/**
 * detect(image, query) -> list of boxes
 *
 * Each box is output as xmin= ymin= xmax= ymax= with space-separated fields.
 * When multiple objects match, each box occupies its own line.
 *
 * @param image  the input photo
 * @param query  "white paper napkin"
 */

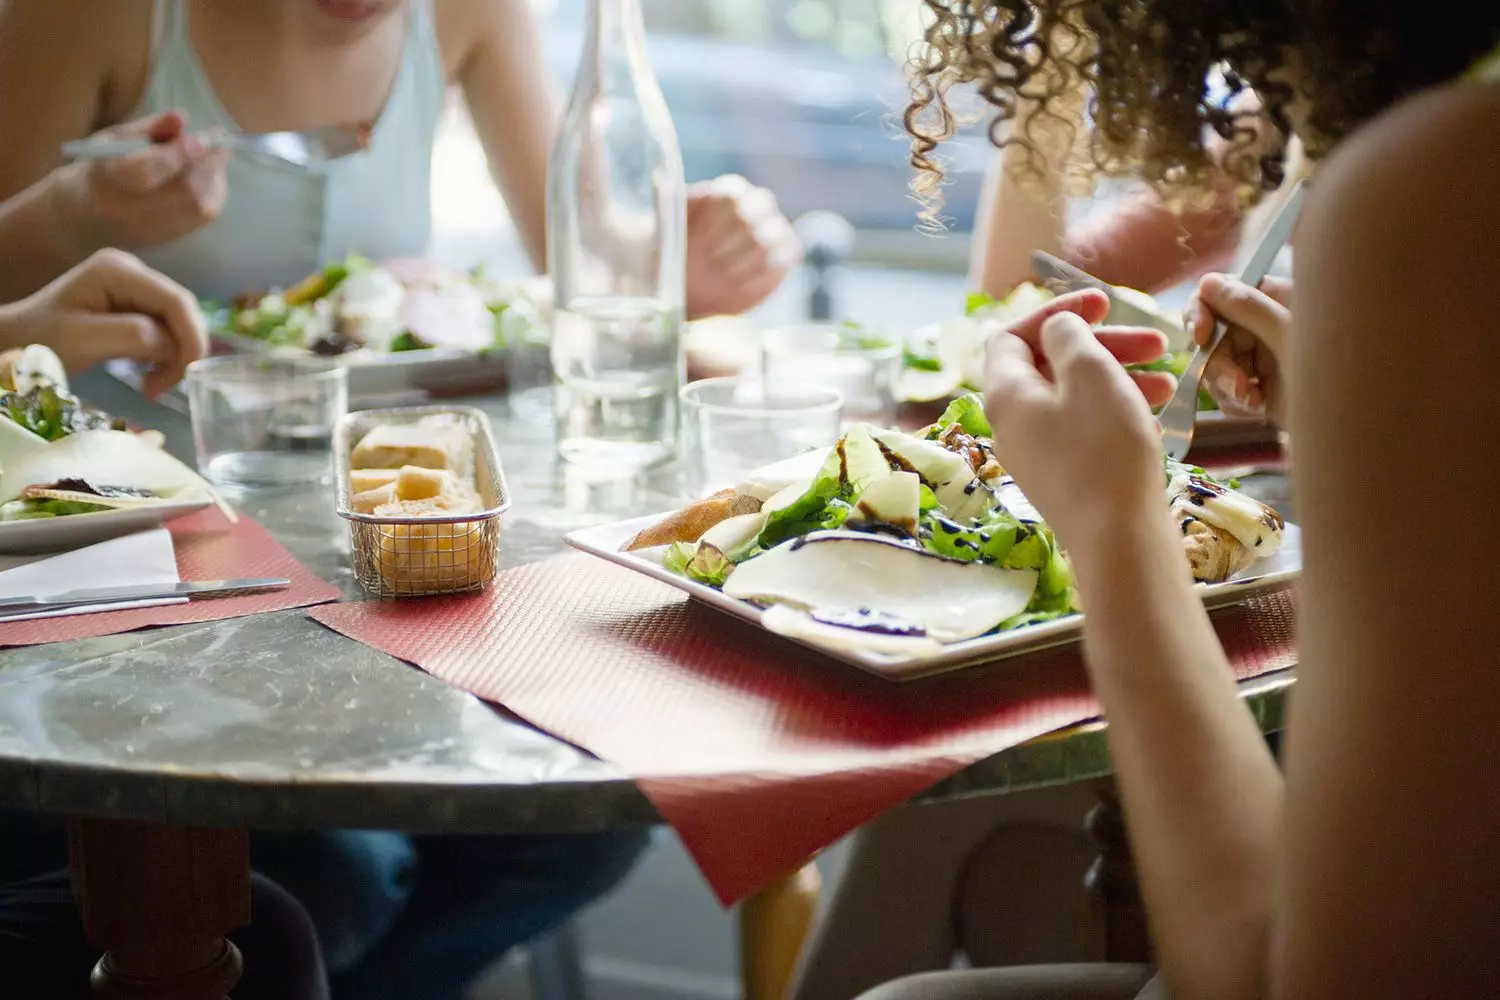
xmin=0 ymin=528 xmax=182 ymax=622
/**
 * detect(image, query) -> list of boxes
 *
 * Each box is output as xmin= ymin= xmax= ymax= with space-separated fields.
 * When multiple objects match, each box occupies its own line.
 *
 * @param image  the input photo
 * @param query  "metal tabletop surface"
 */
xmin=0 ymin=371 xmax=1295 ymax=834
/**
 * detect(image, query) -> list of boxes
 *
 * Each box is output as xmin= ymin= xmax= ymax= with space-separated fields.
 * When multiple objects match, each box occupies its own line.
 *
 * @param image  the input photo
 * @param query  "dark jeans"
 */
xmin=0 ymin=869 xmax=328 ymax=1000
xmin=252 ymin=828 xmax=653 ymax=1000
xmin=0 ymin=812 xmax=652 ymax=1000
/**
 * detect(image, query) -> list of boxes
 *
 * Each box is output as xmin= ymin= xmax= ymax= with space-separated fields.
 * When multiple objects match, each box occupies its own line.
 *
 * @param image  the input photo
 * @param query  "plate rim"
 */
xmin=565 ymin=511 xmax=1301 ymax=681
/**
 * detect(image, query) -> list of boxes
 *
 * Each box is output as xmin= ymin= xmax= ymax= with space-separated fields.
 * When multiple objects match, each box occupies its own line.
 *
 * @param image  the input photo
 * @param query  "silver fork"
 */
xmin=1159 ymin=181 xmax=1306 ymax=461
xmin=61 ymin=122 xmax=371 ymax=168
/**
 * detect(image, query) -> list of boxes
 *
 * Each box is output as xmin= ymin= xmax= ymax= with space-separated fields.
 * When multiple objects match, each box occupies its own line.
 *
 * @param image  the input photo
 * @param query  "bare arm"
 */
xmin=449 ymin=0 xmax=556 ymax=272
xmin=970 ymin=80 xmax=1245 ymax=299
xmin=966 ymin=80 xmax=1080 ymax=297
xmin=1273 ymin=83 xmax=1500 ymax=1000
xmin=0 ymin=0 xmax=134 ymax=298
xmin=1068 ymin=509 xmax=1283 ymax=1000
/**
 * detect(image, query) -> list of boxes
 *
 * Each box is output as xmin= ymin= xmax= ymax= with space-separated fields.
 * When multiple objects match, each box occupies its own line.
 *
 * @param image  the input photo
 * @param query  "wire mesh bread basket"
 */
xmin=334 ymin=405 xmax=510 ymax=597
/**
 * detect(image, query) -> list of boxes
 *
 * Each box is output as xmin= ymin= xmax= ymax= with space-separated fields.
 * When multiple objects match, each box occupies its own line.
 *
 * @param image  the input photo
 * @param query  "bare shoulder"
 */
xmin=0 ymin=0 xmax=152 ymax=123
xmin=1296 ymin=82 xmax=1499 ymax=386
xmin=1304 ymin=82 xmax=1499 ymax=272
xmin=432 ymin=0 xmax=530 ymax=80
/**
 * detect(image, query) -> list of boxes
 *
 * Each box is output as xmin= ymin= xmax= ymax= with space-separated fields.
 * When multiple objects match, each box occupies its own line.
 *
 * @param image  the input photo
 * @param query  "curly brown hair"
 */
xmin=904 ymin=0 xmax=1500 ymax=224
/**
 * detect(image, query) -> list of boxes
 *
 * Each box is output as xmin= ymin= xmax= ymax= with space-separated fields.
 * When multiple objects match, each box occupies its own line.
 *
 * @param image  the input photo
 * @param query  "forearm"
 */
xmin=1071 ymin=515 xmax=1282 ymax=1000
xmin=969 ymin=91 xmax=1079 ymax=298
xmin=0 ymin=167 xmax=94 ymax=301
xmin=1067 ymin=191 xmax=1241 ymax=294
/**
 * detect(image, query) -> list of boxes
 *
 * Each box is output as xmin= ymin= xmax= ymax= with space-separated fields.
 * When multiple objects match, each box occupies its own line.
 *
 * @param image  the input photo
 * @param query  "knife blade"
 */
xmin=1029 ymin=251 xmax=1188 ymax=343
xmin=0 ymin=578 xmax=291 ymax=614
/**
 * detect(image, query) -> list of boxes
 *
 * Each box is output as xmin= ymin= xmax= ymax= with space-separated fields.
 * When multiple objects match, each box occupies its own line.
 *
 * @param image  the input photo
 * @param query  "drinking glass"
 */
xmin=680 ymin=376 xmax=843 ymax=500
xmin=760 ymin=324 xmax=902 ymax=427
xmin=186 ymin=355 xmax=347 ymax=488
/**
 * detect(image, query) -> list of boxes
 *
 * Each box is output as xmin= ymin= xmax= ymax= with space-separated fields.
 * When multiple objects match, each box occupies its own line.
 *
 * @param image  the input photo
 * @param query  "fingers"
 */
xmin=1004 ymin=288 xmax=1111 ymax=344
xmin=81 ymin=250 xmax=208 ymax=393
xmin=1092 ymin=325 xmax=1168 ymax=366
xmin=103 ymin=109 xmax=187 ymax=143
xmin=983 ymin=330 xmax=1053 ymax=430
xmin=98 ymin=139 xmax=193 ymax=192
xmin=1194 ymin=272 xmax=1291 ymax=357
xmin=1129 ymin=370 xmax=1178 ymax=409
xmin=1042 ymin=312 xmax=1178 ymax=409
xmin=1040 ymin=311 xmax=1118 ymax=386
xmin=1258 ymin=274 xmax=1292 ymax=307
xmin=181 ymin=146 xmax=230 ymax=221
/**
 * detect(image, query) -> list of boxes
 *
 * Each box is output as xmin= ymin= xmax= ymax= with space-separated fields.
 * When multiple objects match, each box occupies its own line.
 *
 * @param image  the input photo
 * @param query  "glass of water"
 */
xmin=186 ymin=355 xmax=347 ymax=489
xmin=680 ymin=376 xmax=843 ymax=500
xmin=760 ymin=324 xmax=902 ymax=427
xmin=551 ymin=296 xmax=681 ymax=472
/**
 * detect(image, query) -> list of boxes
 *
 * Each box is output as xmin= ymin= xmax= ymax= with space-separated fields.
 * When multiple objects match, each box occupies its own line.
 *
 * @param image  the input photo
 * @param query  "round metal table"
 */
xmin=0 ymin=371 xmax=1296 ymax=998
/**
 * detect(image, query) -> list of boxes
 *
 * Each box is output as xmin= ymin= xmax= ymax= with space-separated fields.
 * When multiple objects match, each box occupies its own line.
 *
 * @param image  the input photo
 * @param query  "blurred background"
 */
xmin=431 ymin=0 xmax=988 ymax=342
xmin=442 ymin=3 xmax=978 ymax=998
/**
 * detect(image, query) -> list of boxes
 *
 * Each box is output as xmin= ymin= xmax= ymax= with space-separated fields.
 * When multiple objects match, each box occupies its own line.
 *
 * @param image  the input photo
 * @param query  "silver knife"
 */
xmin=0 ymin=578 xmax=291 ymax=614
xmin=1029 ymin=251 xmax=1188 ymax=343
xmin=1158 ymin=180 xmax=1306 ymax=461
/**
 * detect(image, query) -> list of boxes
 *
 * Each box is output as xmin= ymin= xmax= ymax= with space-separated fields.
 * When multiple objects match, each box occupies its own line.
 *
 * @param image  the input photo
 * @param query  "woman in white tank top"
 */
xmin=0 ymin=0 xmax=798 ymax=317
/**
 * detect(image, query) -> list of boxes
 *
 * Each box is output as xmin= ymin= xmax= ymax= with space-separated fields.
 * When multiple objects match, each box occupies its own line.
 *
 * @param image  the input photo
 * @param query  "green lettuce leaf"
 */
xmin=918 ymin=508 xmax=1019 ymax=564
xmin=902 ymin=347 xmax=943 ymax=372
xmin=0 ymin=498 xmax=110 ymax=521
xmin=685 ymin=544 xmax=734 ymax=587
xmin=930 ymin=393 xmax=992 ymax=438
xmin=321 ymin=253 xmax=372 ymax=294
xmin=756 ymin=426 xmax=884 ymax=549
xmin=996 ymin=607 xmax=1073 ymax=631
xmin=662 ymin=542 xmax=695 ymax=576
xmin=964 ymin=291 xmax=997 ymax=315
xmin=1131 ymin=351 xmax=1218 ymax=411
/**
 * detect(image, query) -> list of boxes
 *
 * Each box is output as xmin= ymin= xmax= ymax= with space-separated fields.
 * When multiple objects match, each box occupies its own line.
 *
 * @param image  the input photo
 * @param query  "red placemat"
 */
xmin=0 ymin=509 xmax=340 ymax=648
xmin=311 ymin=553 xmax=1298 ymax=904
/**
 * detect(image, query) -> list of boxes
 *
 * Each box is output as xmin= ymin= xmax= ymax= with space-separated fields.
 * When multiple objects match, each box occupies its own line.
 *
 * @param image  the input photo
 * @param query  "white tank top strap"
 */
xmin=404 ymin=0 xmax=448 ymax=121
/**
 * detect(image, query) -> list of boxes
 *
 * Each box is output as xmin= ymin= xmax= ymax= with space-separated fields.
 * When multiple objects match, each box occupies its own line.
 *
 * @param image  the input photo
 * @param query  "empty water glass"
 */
xmin=186 ymin=355 xmax=347 ymax=489
xmin=760 ymin=324 xmax=902 ymax=428
xmin=680 ymin=376 xmax=842 ymax=500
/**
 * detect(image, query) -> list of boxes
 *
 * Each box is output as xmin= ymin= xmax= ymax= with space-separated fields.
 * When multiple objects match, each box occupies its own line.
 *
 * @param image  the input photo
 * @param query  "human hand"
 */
xmin=1183 ymin=273 xmax=1291 ymax=426
xmin=982 ymin=289 xmax=1174 ymax=552
xmin=0 ymin=249 xmax=208 ymax=398
xmin=684 ymin=174 xmax=800 ymax=319
xmin=53 ymin=109 xmax=230 ymax=253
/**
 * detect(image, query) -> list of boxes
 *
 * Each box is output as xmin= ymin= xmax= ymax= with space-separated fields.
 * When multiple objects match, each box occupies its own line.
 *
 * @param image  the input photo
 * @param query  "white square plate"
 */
xmin=566 ymin=515 xmax=1301 ymax=681
xmin=0 ymin=498 xmax=212 ymax=554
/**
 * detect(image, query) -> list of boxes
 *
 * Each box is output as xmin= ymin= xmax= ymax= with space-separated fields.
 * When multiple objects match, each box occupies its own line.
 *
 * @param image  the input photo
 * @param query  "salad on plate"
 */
xmin=617 ymin=393 xmax=1284 ymax=658
xmin=204 ymin=256 xmax=551 ymax=359
xmin=0 ymin=345 xmax=214 ymax=524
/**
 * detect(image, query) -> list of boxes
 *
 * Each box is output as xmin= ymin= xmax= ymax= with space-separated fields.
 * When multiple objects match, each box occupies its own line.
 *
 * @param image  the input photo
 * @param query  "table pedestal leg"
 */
xmin=67 ymin=819 xmax=251 ymax=1000
xmin=1083 ymin=782 xmax=1153 ymax=963
xmin=740 ymin=861 xmax=822 ymax=1000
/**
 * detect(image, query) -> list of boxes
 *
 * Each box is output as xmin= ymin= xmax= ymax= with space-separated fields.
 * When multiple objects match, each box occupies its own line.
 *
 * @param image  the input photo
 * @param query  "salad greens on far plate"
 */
xmin=205 ymin=254 xmax=544 ymax=357
xmin=899 ymin=285 xmax=1219 ymax=412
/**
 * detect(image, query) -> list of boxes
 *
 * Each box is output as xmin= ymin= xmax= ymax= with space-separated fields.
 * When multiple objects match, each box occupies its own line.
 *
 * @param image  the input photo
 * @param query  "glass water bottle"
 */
xmin=546 ymin=0 xmax=686 ymax=470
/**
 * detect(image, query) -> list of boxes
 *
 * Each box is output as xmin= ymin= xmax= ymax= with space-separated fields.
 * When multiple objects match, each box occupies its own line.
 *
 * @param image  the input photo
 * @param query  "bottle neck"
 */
xmin=582 ymin=0 xmax=648 ymax=80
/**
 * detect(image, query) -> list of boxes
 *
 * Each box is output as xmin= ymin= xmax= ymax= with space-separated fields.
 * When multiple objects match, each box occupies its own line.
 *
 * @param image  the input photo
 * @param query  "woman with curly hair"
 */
xmin=856 ymin=3 xmax=1500 ymax=1000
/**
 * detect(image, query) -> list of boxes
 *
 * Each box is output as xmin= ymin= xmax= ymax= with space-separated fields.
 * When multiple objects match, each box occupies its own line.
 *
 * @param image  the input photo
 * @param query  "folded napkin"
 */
xmin=0 ymin=528 xmax=181 ymax=622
